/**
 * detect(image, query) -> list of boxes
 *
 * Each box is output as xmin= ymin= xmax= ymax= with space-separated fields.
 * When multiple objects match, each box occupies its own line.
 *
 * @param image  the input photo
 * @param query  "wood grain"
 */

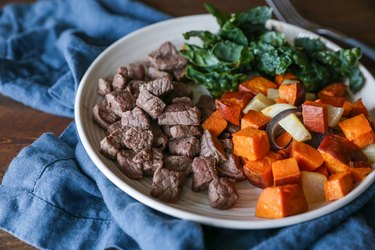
xmin=0 ymin=0 xmax=374 ymax=249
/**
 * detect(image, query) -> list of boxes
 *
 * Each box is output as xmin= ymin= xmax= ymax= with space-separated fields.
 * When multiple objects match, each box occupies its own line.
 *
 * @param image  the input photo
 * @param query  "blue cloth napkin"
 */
xmin=0 ymin=0 xmax=374 ymax=249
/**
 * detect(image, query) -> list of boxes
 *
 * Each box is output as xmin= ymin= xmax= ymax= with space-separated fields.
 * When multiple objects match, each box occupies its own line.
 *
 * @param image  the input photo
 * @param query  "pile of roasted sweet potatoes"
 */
xmin=202 ymin=73 xmax=374 ymax=219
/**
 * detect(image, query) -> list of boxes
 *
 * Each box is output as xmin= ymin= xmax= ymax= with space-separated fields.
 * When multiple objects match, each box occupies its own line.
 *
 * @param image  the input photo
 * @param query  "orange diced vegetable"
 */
xmin=318 ymin=83 xmax=347 ymax=98
xmin=241 ymin=110 xmax=271 ymax=130
xmin=291 ymin=141 xmax=324 ymax=171
xmin=324 ymin=172 xmax=353 ymax=201
xmin=349 ymin=167 xmax=373 ymax=183
xmin=255 ymin=184 xmax=308 ymax=219
xmin=232 ymin=127 xmax=270 ymax=161
xmin=275 ymin=132 xmax=293 ymax=154
xmin=243 ymin=152 xmax=282 ymax=188
xmin=317 ymin=96 xmax=346 ymax=107
xmin=278 ymin=82 xmax=305 ymax=106
xmin=338 ymin=114 xmax=374 ymax=148
xmin=315 ymin=165 xmax=329 ymax=178
xmin=342 ymin=100 xmax=353 ymax=116
xmin=275 ymin=73 xmax=299 ymax=85
xmin=215 ymin=99 xmax=242 ymax=126
xmin=239 ymin=76 xmax=278 ymax=95
xmin=350 ymin=98 xmax=369 ymax=117
xmin=272 ymin=158 xmax=301 ymax=186
xmin=202 ymin=110 xmax=228 ymax=137
xmin=221 ymin=91 xmax=253 ymax=109
xmin=274 ymin=97 xmax=288 ymax=104
xmin=302 ymin=101 xmax=328 ymax=133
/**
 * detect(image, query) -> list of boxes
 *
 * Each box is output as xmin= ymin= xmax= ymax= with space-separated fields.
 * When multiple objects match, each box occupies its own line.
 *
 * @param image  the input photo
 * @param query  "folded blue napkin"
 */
xmin=0 ymin=0 xmax=374 ymax=249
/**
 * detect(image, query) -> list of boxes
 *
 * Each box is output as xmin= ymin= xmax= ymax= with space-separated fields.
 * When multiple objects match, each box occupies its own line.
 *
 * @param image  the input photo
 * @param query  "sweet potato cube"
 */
xmin=243 ymin=152 xmax=282 ymax=188
xmin=272 ymin=158 xmax=301 ymax=186
xmin=239 ymin=76 xmax=277 ymax=95
xmin=317 ymin=96 xmax=345 ymax=107
xmin=278 ymin=82 xmax=306 ymax=106
xmin=314 ymin=165 xmax=329 ymax=178
xmin=202 ymin=110 xmax=228 ymax=137
xmin=275 ymin=132 xmax=293 ymax=149
xmin=349 ymin=167 xmax=373 ymax=184
xmin=255 ymin=184 xmax=308 ymax=219
xmin=275 ymin=73 xmax=299 ymax=85
xmin=302 ymin=101 xmax=328 ymax=133
xmin=350 ymin=98 xmax=369 ymax=117
xmin=324 ymin=172 xmax=353 ymax=201
xmin=221 ymin=91 xmax=253 ymax=109
xmin=232 ymin=127 xmax=270 ymax=161
xmin=215 ymin=99 xmax=242 ymax=126
xmin=291 ymin=141 xmax=324 ymax=171
xmin=241 ymin=110 xmax=271 ymax=130
xmin=339 ymin=114 xmax=374 ymax=148
xmin=342 ymin=101 xmax=353 ymax=116
xmin=318 ymin=83 xmax=347 ymax=98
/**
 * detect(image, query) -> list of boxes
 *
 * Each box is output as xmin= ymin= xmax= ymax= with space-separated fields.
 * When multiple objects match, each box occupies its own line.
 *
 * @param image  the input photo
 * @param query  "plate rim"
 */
xmin=74 ymin=14 xmax=375 ymax=229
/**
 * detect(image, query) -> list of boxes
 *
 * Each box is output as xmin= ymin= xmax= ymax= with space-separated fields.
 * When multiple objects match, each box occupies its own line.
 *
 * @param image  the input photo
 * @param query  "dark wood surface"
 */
xmin=0 ymin=0 xmax=374 ymax=249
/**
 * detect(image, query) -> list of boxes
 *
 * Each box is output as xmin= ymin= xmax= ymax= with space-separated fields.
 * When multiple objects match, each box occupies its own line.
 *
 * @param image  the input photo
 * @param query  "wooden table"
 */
xmin=0 ymin=0 xmax=374 ymax=249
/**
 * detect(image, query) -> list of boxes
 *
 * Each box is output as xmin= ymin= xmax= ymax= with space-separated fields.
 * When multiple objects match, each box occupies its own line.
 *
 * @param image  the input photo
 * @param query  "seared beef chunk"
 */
xmin=93 ymin=104 xmax=113 ymax=130
xmin=97 ymin=77 xmax=112 ymax=96
xmin=172 ymin=67 xmax=186 ymax=81
xmin=127 ymin=63 xmax=145 ymax=80
xmin=112 ymin=67 xmax=129 ymax=91
xmin=117 ymin=150 xmax=143 ymax=179
xmin=146 ymin=66 xmax=172 ymax=80
xmin=168 ymin=137 xmax=200 ymax=158
xmin=150 ymin=120 xmax=168 ymax=149
xmin=151 ymin=166 xmax=185 ymax=203
xmin=191 ymin=156 xmax=218 ymax=191
xmin=143 ymin=148 xmax=164 ymax=176
xmin=164 ymin=102 xmax=192 ymax=112
xmin=133 ymin=148 xmax=152 ymax=165
xmin=123 ymin=127 xmax=153 ymax=152
xmin=158 ymin=107 xmax=201 ymax=126
xmin=143 ymin=77 xmax=173 ymax=96
xmin=164 ymin=82 xmax=193 ymax=102
xmin=136 ymin=89 xmax=166 ymax=119
xmin=208 ymin=178 xmax=238 ymax=209
xmin=100 ymin=136 xmax=120 ymax=159
xmin=121 ymin=107 xmax=150 ymax=129
xmin=200 ymin=130 xmax=227 ymax=161
xmin=220 ymin=139 xmax=234 ymax=153
xmin=125 ymin=80 xmax=143 ymax=97
xmin=217 ymin=154 xmax=245 ymax=181
xmin=171 ymin=97 xmax=192 ymax=106
xmin=106 ymin=120 xmax=122 ymax=135
xmin=108 ymin=128 xmax=129 ymax=147
xmin=105 ymin=90 xmax=135 ymax=116
xmin=163 ymin=125 xmax=202 ymax=139
xmin=164 ymin=155 xmax=193 ymax=175
xmin=148 ymin=41 xmax=187 ymax=71
xmin=197 ymin=95 xmax=215 ymax=121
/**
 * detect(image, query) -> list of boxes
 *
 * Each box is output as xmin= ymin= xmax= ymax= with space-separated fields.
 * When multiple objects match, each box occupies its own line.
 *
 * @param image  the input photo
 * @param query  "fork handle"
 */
xmin=316 ymin=28 xmax=375 ymax=61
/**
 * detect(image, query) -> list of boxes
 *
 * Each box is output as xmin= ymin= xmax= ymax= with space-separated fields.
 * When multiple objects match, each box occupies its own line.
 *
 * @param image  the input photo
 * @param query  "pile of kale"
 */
xmin=182 ymin=4 xmax=364 ymax=97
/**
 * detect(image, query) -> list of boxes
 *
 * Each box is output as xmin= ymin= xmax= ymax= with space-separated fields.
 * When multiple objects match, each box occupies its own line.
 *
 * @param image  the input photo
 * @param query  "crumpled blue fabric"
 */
xmin=0 ymin=0 xmax=374 ymax=249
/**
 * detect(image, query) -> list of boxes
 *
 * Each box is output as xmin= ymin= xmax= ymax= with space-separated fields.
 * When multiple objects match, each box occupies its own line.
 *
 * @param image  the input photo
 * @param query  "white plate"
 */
xmin=75 ymin=14 xmax=375 ymax=229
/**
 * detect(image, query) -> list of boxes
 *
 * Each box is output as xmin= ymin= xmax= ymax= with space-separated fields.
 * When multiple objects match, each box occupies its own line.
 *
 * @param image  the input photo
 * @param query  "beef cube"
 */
xmin=150 ymin=123 xmax=169 ymax=150
xmin=143 ymin=77 xmax=173 ymax=96
xmin=208 ymin=178 xmax=238 ymax=209
xmin=171 ymin=97 xmax=192 ymax=106
xmin=136 ymin=89 xmax=166 ymax=119
xmin=220 ymin=139 xmax=234 ymax=153
xmin=93 ymin=104 xmax=114 ymax=130
xmin=164 ymin=155 xmax=193 ymax=175
xmin=200 ymin=130 xmax=227 ymax=162
xmin=226 ymin=123 xmax=241 ymax=134
xmin=197 ymin=95 xmax=215 ymax=121
xmin=112 ymin=67 xmax=129 ymax=91
xmin=143 ymin=148 xmax=164 ymax=176
xmin=172 ymin=67 xmax=186 ymax=81
xmin=117 ymin=150 xmax=143 ymax=179
xmin=158 ymin=107 xmax=201 ymax=126
xmin=105 ymin=90 xmax=135 ymax=116
xmin=163 ymin=125 xmax=202 ymax=139
xmin=133 ymin=148 xmax=152 ymax=165
xmin=148 ymin=42 xmax=187 ymax=71
xmin=164 ymin=102 xmax=192 ymax=113
xmin=97 ymin=77 xmax=112 ymax=96
xmin=151 ymin=166 xmax=185 ymax=203
xmin=100 ymin=136 xmax=120 ymax=159
xmin=191 ymin=156 xmax=218 ymax=191
xmin=217 ymin=154 xmax=246 ymax=181
xmin=106 ymin=120 xmax=122 ymax=135
xmin=123 ymin=127 xmax=153 ymax=152
xmin=121 ymin=107 xmax=150 ymax=129
xmin=109 ymin=128 xmax=129 ymax=147
xmin=164 ymin=82 xmax=193 ymax=103
xmin=127 ymin=63 xmax=145 ymax=80
xmin=168 ymin=137 xmax=200 ymax=158
xmin=125 ymin=80 xmax=143 ymax=97
xmin=146 ymin=66 xmax=172 ymax=80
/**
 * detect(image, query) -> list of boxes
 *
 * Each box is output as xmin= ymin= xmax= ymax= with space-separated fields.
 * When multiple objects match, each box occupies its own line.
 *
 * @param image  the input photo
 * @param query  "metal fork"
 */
xmin=266 ymin=0 xmax=375 ymax=61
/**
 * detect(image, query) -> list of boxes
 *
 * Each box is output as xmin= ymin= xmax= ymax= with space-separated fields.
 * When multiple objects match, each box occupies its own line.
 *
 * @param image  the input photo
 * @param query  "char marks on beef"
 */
xmin=151 ymin=166 xmax=185 ymax=203
xmin=168 ymin=137 xmax=200 ymax=158
xmin=106 ymin=120 xmax=122 ymax=135
xmin=208 ymin=178 xmax=238 ymax=209
xmin=123 ymin=127 xmax=153 ymax=152
xmin=146 ymin=66 xmax=172 ymax=80
xmin=171 ymin=97 xmax=192 ymax=106
xmin=191 ymin=156 xmax=218 ymax=192
xmin=117 ymin=150 xmax=143 ymax=179
xmin=158 ymin=106 xmax=201 ymax=126
xmin=143 ymin=148 xmax=164 ymax=176
xmin=136 ymin=89 xmax=166 ymax=119
xmin=164 ymin=155 xmax=193 ymax=175
xmin=121 ymin=107 xmax=150 ymax=129
xmin=163 ymin=125 xmax=202 ymax=138
xmin=143 ymin=77 xmax=173 ymax=96
xmin=148 ymin=41 xmax=187 ymax=71
xmin=105 ymin=90 xmax=135 ymax=116
xmin=200 ymin=130 xmax=227 ymax=161
xmin=217 ymin=154 xmax=245 ymax=181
